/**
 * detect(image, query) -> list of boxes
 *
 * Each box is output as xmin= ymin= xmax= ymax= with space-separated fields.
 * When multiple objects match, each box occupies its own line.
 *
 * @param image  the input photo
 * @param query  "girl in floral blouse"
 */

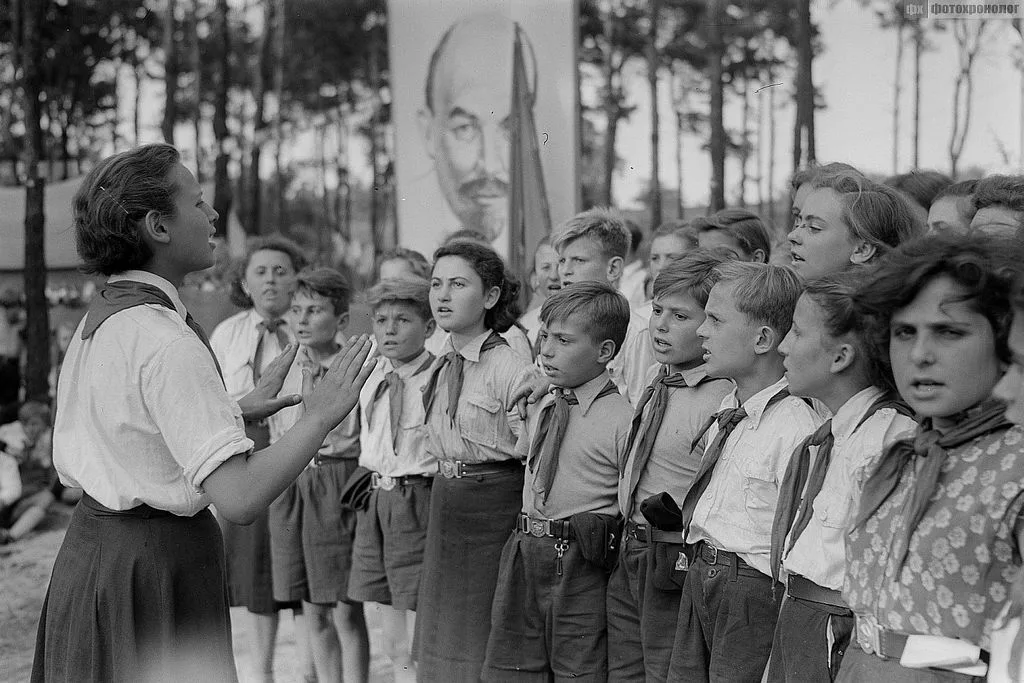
xmin=839 ymin=233 xmax=1024 ymax=682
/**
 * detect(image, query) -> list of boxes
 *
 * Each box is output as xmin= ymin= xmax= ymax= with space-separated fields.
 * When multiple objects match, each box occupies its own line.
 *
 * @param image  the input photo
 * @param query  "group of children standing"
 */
xmin=25 ymin=142 xmax=1024 ymax=683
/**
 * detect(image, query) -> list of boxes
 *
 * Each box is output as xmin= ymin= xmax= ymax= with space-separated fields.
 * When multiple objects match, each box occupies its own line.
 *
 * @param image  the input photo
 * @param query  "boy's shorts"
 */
xmin=269 ymin=457 xmax=359 ymax=605
xmin=347 ymin=476 xmax=432 ymax=610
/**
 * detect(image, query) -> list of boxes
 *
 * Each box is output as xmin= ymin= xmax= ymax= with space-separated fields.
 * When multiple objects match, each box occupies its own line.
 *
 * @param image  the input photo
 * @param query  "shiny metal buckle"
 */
xmin=703 ymin=542 xmax=718 ymax=565
xmin=675 ymin=551 xmax=690 ymax=572
xmin=438 ymin=461 xmax=461 ymax=479
xmin=856 ymin=615 xmax=880 ymax=656
xmin=529 ymin=518 xmax=549 ymax=538
xmin=372 ymin=473 xmax=397 ymax=491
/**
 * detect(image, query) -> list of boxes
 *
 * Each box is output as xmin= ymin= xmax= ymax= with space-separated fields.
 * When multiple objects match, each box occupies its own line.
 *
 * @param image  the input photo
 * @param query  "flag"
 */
xmin=508 ymin=24 xmax=552 ymax=279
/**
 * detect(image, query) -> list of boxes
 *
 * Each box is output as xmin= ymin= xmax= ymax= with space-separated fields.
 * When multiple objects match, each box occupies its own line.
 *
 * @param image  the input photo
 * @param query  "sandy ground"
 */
xmin=0 ymin=506 xmax=397 ymax=683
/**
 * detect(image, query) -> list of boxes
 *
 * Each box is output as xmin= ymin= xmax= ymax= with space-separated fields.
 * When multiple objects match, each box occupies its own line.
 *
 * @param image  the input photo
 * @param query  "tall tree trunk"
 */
xmin=162 ymin=0 xmax=178 ymax=145
xmin=191 ymin=0 xmax=203 ymax=181
xmin=708 ymin=0 xmax=726 ymax=212
xmin=676 ymin=109 xmax=684 ymax=217
xmin=739 ymin=70 xmax=751 ymax=208
xmin=793 ymin=0 xmax=815 ymax=170
xmin=212 ymin=0 xmax=232 ymax=238
xmin=249 ymin=0 xmax=273 ymax=234
xmin=892 ymin=21 xmax=903 ymax=174
xmin=767 ymin=52 xmax=777 ymax=226
xmin=647 ymin=0 xmax=661 ymax=227
xmin=20 ymin=0 xmax=50 ymax=402
xmin=368 ymin=19 xmax=381 ymax=253
xmin=132 ymin=44 xmax=143 ymax=146
xmin=602 ymin=4 xmax=617 ymax=206
xmin=949 ymin=21 xmax=986 ymax=179
xmin=913 ymin=24 xmax=922 ymax=169
xmin=273 ymin=0 xmax=287 ymax=233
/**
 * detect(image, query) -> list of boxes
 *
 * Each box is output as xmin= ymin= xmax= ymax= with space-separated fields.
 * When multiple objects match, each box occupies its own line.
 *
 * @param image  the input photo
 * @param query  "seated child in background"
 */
xmin=348 ymin=277 xmax=438 ymax=683
xmin=0 ymin=401 xmax=80 ymax=544
xmin=607 ymin=250 xmax=734 ymax=682
xmin=693 ymin=209 xmax=772 ymax=263
xmin=667 ymin=261 xmax=824 ymax=682
xmin=267 ymin=268 xmax=370 ymax=683
xmin=554 ymin=208 xmax=656 ymax=405
xmin=483 ymin=281 xmax=634 ymax=682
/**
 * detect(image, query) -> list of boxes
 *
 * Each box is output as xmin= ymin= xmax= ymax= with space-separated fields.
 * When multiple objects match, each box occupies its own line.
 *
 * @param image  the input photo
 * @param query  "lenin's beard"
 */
xmin=455 ymin=176 xmax=510 ymax=242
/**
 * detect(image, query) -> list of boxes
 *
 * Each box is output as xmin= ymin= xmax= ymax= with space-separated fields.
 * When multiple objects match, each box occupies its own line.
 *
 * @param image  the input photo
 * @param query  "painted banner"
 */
xmin=387 ymin=0 xmax=579 ymax=273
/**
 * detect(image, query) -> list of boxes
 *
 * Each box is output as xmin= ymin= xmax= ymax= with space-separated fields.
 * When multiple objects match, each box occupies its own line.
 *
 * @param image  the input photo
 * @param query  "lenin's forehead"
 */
xmin=431 ymin=14 xmax=515 ymax=111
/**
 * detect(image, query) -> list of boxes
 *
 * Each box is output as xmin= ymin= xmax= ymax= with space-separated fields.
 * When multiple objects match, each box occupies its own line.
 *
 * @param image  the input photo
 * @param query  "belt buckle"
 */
xmin=438 ymin=461 xmax=460 ymax=479
xmin=529 ymin=518 xmax=549 ymax=538
xmin=856 ymin=615 xmax=880 ymax=656
xmin=703 ymin=542 xmax=718 ymax=565
xmin=376 ymin=474 xmax=397 ymax=491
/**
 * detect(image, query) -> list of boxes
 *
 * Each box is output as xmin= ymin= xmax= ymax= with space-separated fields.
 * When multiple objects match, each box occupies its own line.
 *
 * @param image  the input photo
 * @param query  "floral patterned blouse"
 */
xmin=843 ymin=424 xmax=1024 ymax=649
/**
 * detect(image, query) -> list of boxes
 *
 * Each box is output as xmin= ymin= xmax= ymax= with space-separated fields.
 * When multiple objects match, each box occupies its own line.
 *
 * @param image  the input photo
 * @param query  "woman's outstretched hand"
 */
xmin=301 ymin=335 xmax=377 ymax=429
xmin=238 ymin=342 xmax=302 ymax=422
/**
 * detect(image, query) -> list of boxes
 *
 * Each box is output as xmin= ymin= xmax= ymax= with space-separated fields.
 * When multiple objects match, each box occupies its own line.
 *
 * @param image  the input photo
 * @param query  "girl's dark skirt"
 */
xmin=414 ymin=465 xmax=524 ymax=683
xmin=31 ymin=495 xmax=236 ymax=683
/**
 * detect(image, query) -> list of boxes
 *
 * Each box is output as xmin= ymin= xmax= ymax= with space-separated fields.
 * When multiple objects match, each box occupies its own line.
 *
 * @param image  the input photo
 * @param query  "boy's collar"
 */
xmin=725 ymin=375 xmax=789 ymax=429
xmin=547 ymin=370 xmax=615 ymax=416
xmin=380 ymin=347 xmax=432 ymax=375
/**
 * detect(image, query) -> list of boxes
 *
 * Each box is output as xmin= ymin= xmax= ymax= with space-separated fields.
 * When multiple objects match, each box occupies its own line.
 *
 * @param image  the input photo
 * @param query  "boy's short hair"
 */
xmin=295 ymin=268 xmax=351 ymax=316
xmin=540 ymin=281 xmax=630 ymax=359
xmin=692 ymin=209 xmax=772 ymax=261
xmin=712 ymin=261 xmax=804 ymax=338
xmin=229 ymin=236 xmax=308 ymax=308
xmin=364 ymin=277 xmax=432 ymax=322
xmin=73 ymin=143 xmax=182 ymax=276
xmin=552 ymin=208 xmax=630 ymax=261
xmin=973 ymin=175 xmax=1024 ymax=226
xmin=377 ymin=247 xmax=431 ymax=280
xmin=18 ymin=400 xmax=51 ymax=426
xmin=650 ymin=219 xmax=699 ymax=248
xmin=652 ymin=248 xmax=729 ymax=307
xmin=625 ymin=218 xmax=644 ymax=254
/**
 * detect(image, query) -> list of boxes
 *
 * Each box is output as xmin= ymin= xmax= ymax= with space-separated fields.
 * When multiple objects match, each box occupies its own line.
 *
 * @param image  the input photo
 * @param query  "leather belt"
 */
xmin=691 ymin=540 xmax=739 ymax=567
xmin=624 ymin=520 xmax=683 ymax=545
xmin=370 ymin=472 xmax=432 ymax=491
xmin=436 ymin=459 xmax=521 ymax=479
xmin=517 ymin=513 xmax=571 ymax=540
xmin=787 ymin=573 xmax=849 ymax=610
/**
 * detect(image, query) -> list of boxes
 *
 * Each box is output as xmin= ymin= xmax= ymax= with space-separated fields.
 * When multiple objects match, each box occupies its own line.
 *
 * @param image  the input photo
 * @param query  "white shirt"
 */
xmin=358 ymin=348 xmax=439 ymax=477
xmin=619 ymin=261 xmax=649 ymax=310
xmin=210 ymin=308 xmax=294 ymax=403
xmin=54 ymin=271 xmax=253 ymax=515
xmin=0 ymin=451 xmax=20 ymax=508
xmin=519 ymin=306 xmax=542 ymax=347
xmin=267 ymin=344 xmax=361 ymax=460
xmin=608 ymin=310 xmax=657 ymax=406
xmin=782 ymin=387 xmax=918 ymax=589
xmin=687 ymin=377 xmax=824 ymax=577
xmin=634 ymin=300 xmax=653 ymax=324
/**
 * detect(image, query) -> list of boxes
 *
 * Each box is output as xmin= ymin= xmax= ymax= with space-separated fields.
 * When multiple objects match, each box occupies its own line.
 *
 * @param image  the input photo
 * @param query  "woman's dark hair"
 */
xmin=692 ymin=208 xmax=772 ymax=261
xmin=883 ymin=170 xmax=954 ymax=211
xmin=431 ymin=241 xmax=522 ymax=332
xmin=854 ymin=233 xmax=1023 ymax=380
xmin=228 ymin=236 xmax=308 ymax=308
xmin=73 ymin=143 xmax=181 ymax=275
xmin=802 ymin=271 xmax=893 ymax=392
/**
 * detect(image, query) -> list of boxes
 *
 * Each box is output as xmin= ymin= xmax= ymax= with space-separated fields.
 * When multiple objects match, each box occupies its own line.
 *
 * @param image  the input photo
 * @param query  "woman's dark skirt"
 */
xmin=31 ymin=495 xmax=237 ymax=682
xmin=414 ymin=465 xmax=524 ymax=682
xmin=220 ymin=422 xmax=291 ymax=614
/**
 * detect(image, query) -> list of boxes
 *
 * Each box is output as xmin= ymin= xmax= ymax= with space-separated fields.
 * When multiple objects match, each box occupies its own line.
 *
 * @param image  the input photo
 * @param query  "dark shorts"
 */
xmin=32 ymin=495 xmax=236 ymax=682
xmin=347 ymin=476 xmax=432 ymax=609
xmin=668 ymin=552 xmax=782 ymax=683
xmin=269 ymin=457 xmax=359 ymax=605
xmin=606 ymin=536 xmax=686 ymax=682
xmin=221 ymin=422 xmax=293 ymax=614
xmin=483 ymin=532 xmax=609 ymax=682
xmin=767 ymin=593 xmax=853 ymax=683
xmin=414 ymin=466 xmax=524 ymax=683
